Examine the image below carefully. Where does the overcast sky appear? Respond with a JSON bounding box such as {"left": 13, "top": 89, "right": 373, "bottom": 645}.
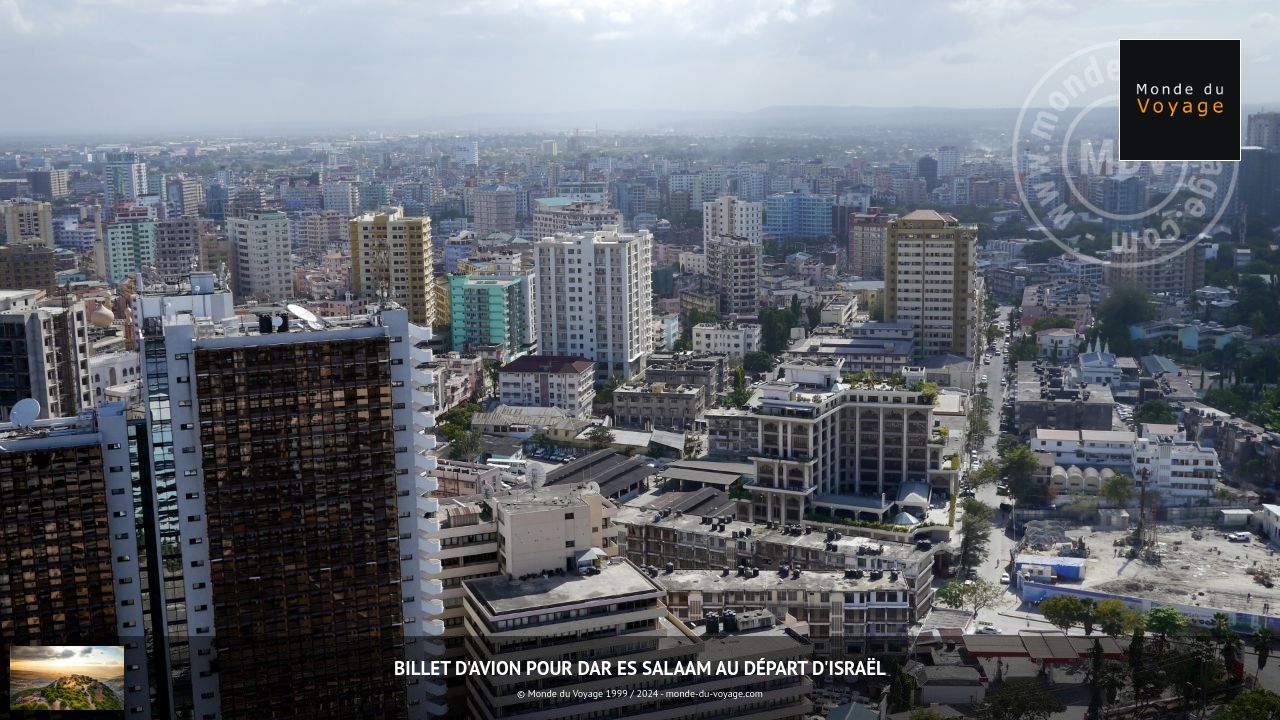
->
{"left": 2, "top": 0, "right": 1278, "bottom": 135}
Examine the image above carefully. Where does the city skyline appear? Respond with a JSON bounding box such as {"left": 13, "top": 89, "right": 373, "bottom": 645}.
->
{"left": 3, "top": 0, "right": 1280, "bottom": 135}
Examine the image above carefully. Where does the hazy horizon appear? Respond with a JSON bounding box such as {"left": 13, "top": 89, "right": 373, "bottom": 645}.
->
{"left": 2, "top": 0, "right": 1279, "bottom": 136}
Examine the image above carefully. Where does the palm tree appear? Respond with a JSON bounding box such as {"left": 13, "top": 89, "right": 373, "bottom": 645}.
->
{"left": 1254, "top": 627, "right": 1275, "bottom": 680}
{"left": 1222, "top": 630, "right": 1244, "bottom": 683}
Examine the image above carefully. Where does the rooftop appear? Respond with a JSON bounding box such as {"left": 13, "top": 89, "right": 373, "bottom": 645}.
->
{"left": 465, "top": 559, "right": 664, "bottom": 616}
{"left": 657, "top": 568, "right": 907, "bottom": 594}
{"left": 499, "top": 355, "right": 593, "bottom": 375}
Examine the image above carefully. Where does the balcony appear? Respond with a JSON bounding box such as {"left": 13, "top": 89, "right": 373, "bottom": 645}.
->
{"left": 422, "top": 641, "right": 446, "bottom": 657}
{"left": 418, "top": 495, "right": 439, "bottom": 514}
{"left": 422, "top": 538, "right": 442, "bottom": 554}
{"left": 412, "top": 389, "right": 436, "bottom": 408}
{"left": 424, "top": 619, "right": 446, "bottom": 636}
{"left": 415, "top": 431, "right": 437, "bottom": 451}
{"left": 424, "top": 598, "right": 445, "bottom": 616}
{"left": 418, "top": 456, "right": 438, "bottom": 472}
{"left": 421, "top": 679, "right": 447, "bottom": 696}
{"left": 416, "top": 412, "right": 435, "bottom": 429}
{"left": 422, "top": 558, "right": 443, "bottom": 575}
{"left": 408, "top": 324, "right": 432, "bottom": 344}
{"left": 411, "top": 346, "right": 434, "bottom": 364}
{"left": 420, "top": 475, "right": 439, "bottom": 492}
{"left": 421, "top": 517, "right": 441, "bottom": 534}
{"left": 412, "top": 366, "right": 436, "bottom": 386}
{"left": 424, "top": 699, "right": 448, "bottom": 716}
{"left": 420, "top": 577, "right": 443, "bottom": 595}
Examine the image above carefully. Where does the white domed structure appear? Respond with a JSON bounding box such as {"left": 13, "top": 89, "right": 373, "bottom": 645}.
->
{"left": 90, "top": 305, "right": 115, "bottom": 327}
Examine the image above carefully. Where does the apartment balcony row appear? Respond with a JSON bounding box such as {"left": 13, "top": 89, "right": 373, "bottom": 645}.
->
{"left": 415, "top": 430, "right": 438, "bottom": 452}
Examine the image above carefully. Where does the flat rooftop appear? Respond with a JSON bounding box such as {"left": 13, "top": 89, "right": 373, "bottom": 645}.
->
{"left": 613, "top": 501, "right": 933, "bottom": 563}
{"left": 1049, "top": 526, "right": 1280, "bottom": 616}
{"left": 658, "top": 569, "right": 907, "bottom": 594}
{"left": 466, "top": 559, "right": 663, "bottom": 616}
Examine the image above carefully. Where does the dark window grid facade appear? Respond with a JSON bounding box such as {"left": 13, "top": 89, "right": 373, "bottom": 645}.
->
{"left": 192, "top": 338, "right": 408, "bottom": 719}
{"left": 0, "top": 443, "right": 118, "bottom": 645}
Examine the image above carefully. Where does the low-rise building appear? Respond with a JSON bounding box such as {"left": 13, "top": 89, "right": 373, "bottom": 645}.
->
{"left": 645, "top": 351, "right": 729, "bottom": 398}
{"left": 1133, "top": 422, "right": 1221, "bottom": 499}
{"left": 1035, "top": 327, "right": 1081, "bottom": 360}
{"left": 691, "top": 322, "right": 761, "bottom": 359}
{"left": 498, "top": 355, "right": 595, "bottom": 418}
{"left": 614, "top": 383, "right": 706, "bottom": 431}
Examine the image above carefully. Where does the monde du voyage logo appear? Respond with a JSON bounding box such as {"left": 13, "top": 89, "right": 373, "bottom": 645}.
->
{"left": 1120, "top": 39, "right": 1241, "bottom": 161}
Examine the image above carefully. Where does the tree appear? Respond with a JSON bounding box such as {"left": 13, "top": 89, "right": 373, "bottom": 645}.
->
{"left": 958, "top": 499, "right": 994, "bottom": 570}
{"left": 1095, "top": 282, "right": 1155, "bottom": 354}
{"left": 1086, "top": 639, "right": 1104, "bottom": 720}
{"left": 968, "top": 459, "right": 1001, "bottom": 488}
{"left": 1217, "top": 688, "right": 1280, "bottom": 720}
{"left": 596, "top": 375, "right": 622, "bottom": 404}
{"left": 1040, "top": 595, "right": 1086, "bottom": 633}
{"left": 448, "top": 430, "right": 482, "bottom": 460}
{"left": 1094, "top": 599, "right": 1142, "bottom": 637}
{"left": 976, "top": 678, "right": 1066, "bottom": 720}
{"left": 1133, "top": 399, "right": 1177, "bottom": 426}
{"left": 1002, "top": 445, "right": 1043, "bottom": 505}
{"left": 586, "top": 425, "right": 615, "bottom": 450}
{"left": 909, "top": 711, "right": 947, "bottom": 720}
{"left": 1128, "top": 621, "right": 1147, "bottom": 706}
{"left": 1146, "top": 606, "right": 1189, "bottom": 647}
{"left": 936, "top": 579, "right": 1004, "bottom": 616}
{"left": 729, "top": 366, "right": 751, "bottom": 408}
{"left": 1030, "top": 316, "right": 1075, "bottom": 332}
{"left": 743, "top": 351, "right": 774, "bottom": 374}
{"left": 1100, "top": 473, "right": 1135, "bottom": 508}
{"left": 1255, "top": 627, "right": 1274, "bottom": 678}
{"left": 996, "top": 433, "right": 1023, "bottom": 457}
{"left": 868, "top": 295, "right": 885, "bottom": 322}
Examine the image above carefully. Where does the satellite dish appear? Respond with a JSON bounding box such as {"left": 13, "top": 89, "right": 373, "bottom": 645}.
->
{"left": 286, "top": 303, "right": 327, "bottom": 330}
{"left": 9, "top": 398, "right": 40, "bottom": 429}
{"left": 583, "top": 481, "right": 600, "bottom": 496}
{"left": 271, "top": 314, "right": 285, "bottom": 329}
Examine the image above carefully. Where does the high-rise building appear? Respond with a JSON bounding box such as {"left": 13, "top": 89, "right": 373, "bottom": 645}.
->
{"left": 535, "top": 228, "right": 653, "bottom": 382}
{"left": 0, "top": 294, "right": 91, "bottom": 419}
{"left": 227, "top": 209, "right": 292, "bottom": 302}
{"left": 350, "top": 207, "right": 436, "bottom": 326}
{"left": 705, "top": 235, "right": 762, "bottom": 318}
{"left": 531, "top": 198, "right": 623, "bottom": 238}
{"left": 471, "top": 184, "right": 518, "bottom": 236}
{"left": 298, "top": 209, "right": 347, "bottom": 256}
{"left": 764, "top": 192, "right": 835, "bottom": 239}
{"left": 323, "top": 180, "right": 360, "bottom": 217}
{"left": 164, "top": 175, "right": 205, "bottom": 218}
{"left": 453, "top": 140, "right": 479, "bottom": 167}
{"left": 103, "top": 152, "right": 148, "bottom": 219}
{"left": 104, "top": 220, "right": 157, "bottom": 285}
{"left": 0, "top": 402, "right": 151, "bottom": 717}
{"left": 1103, "top": 237, "right": 1205, "bottom": 298}
{"left": 1247, "top": 111, "right": 1280, "bottom": 150}
{"left": 885, "top": 209, "right": 980, "bottom": 358}
{"left": 702, "top": 195, "right": 763, "bottom": 247}
{"left": 1090, "top": 174, "right": 1145, "bottom": 232}
{"left": 130, "top": 279, "right": 443, "bottom": 718}
{"left": 1239, "top": 146, "right": 1280, "bottom": 221}
{"left": 937, "top": 146, "right": 960, "bottom": 178}
{"left": 447, "top": 273, "right": 535, "bottom": 361}
{"left": 848, "top": 207, "right": 895, "bottom": 280}
{"left": 1, "top": 198, "right": 53, "bottom": 246}
{"left": 26, "top": 168, "right": 69, "bottom": 199}
{"left": 0, "top": 243, "right": 57, "bottom": 292}
{"left": 916, "top": 155, "right": 939, "bottom": 191}
{"left": 153, "top": 217, "right": 200, "bottom": 283}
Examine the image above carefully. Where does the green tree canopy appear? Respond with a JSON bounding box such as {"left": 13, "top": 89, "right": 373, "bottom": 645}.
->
{"left": 977, "top": 678, "right": 1066, "bottom": 720}
{"left": 1100, "top": 473, "right": 1135, "bottom": 508}
{"left": 1133, "top": 399, "right": 1177, "bottom": 426}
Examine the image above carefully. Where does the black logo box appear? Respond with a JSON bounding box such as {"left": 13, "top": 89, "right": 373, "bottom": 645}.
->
{"left": 1119, "top": 39, "right": 1241, "bottom": 162}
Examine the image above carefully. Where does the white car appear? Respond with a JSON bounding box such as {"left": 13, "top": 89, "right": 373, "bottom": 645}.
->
{"left": 1000, "top": 572, "right": 1011, "bottom": 584}
{"left": 981, "top": 375, "right": 989, "bottom": 383}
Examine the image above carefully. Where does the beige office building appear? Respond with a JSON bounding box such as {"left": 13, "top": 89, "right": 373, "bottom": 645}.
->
{"left": 2, "top": 199, "right": 53, "bottom": 247}
{"left": 350, "top": 206, "right": 436, "bottom": 326}
{"left": 884, "top": 209, "right": 980, "bottom": 358}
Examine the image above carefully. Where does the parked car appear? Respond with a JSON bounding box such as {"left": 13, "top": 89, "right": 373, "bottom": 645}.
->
{"left": 1000, "top": 572, "right": 1011, "bottom": 584}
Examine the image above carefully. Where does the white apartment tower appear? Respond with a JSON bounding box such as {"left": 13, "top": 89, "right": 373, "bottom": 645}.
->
{"left": 535, "top": 227, "right": 653, "bottom": 382}
{"left": 227, "top": 209, "right": 292, "bottom": 302}
{"left": 702, "top": 195, "right": 763, "bottom": 247}
{"left": 323, "top": 181, "right": 360, "bottom": 217}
